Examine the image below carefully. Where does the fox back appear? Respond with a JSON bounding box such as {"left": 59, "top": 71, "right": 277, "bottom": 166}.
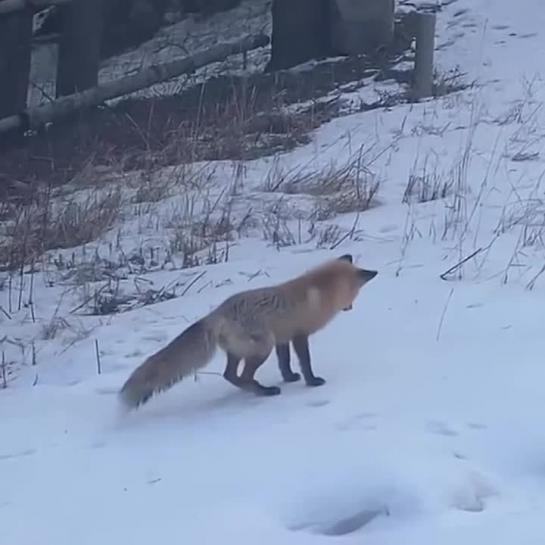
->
{"left": 209, "top": 255, "right": 377, "bottom": 348}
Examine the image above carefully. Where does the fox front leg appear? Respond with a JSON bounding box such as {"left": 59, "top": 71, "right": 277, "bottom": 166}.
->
{"left": 292, "top": 335, "right": 326, "bottom": 387}
{"left": 275, "top": 343, "right": 301, "bottom": 383}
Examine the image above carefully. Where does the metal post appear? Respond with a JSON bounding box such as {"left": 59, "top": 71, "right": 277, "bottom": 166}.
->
{"left": 412, "top": 11, "right": 436, "bottom": 100}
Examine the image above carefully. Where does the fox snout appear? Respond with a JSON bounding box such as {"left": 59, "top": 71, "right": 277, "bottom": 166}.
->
{"left": 359, "top": 268, "right": 378, "bottom": 282}
{"left": 343, "top": 268, "right": 378, "bottom": 311}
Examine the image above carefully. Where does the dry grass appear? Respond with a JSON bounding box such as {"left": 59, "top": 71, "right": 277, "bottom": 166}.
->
{"left": 0, "top": 187, "right": 122, "bottom": 271}
{"left": 166, "top": 191, "right": 236, "bottom": 269}
{"left": 403, "top": 172, "right": 452, "bottom": 204}
{"left": 433, "top": 66, "right": 471, "bottom": 98}
{"left": 131, "top": 171, "right": 172, "bottom": 204}
{"left": 41, "top": 316, "right": 71, "bottom": 340}
{"left": 266, "top": 150, "right": 381, "bottom": 220}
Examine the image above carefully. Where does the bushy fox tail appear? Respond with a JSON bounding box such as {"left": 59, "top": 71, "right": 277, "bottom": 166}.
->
{"left": 118, "top": 318, "right": 218, "bottom": 410}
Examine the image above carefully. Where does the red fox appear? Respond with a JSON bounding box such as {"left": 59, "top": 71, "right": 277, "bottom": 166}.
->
{"left": 119, "top": 254, "right": 377, "bottom": 409}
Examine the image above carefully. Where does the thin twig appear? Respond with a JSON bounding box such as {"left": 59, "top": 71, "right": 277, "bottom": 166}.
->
{"left": 436, "top": 288, "right": 455, "bottom": 342}
{"left": 94, "top": 339, "right": 102, "bottom": 375}
{"left": 526, "top": 263, "right": 545, "bottom": 291}
{"left": 29, "top": 262, "right": 36, "bottom": 323}
{"left": 17, "top": 266, "right": 24, "bottom": 312}
{"left": 70, "top": 283, "right": 109, "bottom": 314}
{"left": 1, "top": 352, "right": 6, "bottom": 389}
{"left": 8, "top": 274, "right": 13, "bottom": 314}
{"left": 439, "top": 247, "right": 483, "bottom": 281}
{"left": 180, "top": 270, "right": 206, "bottom": 297}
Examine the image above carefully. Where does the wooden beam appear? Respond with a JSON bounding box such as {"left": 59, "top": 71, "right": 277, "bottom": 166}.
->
{"left": 55, "top": 0, "right": 104, "bottom": 97}
{"left": 0, "top": 33, "right": 270, "bottom": 136}
{"left": 0, "top": 6, "right": 33, "bottom": 117}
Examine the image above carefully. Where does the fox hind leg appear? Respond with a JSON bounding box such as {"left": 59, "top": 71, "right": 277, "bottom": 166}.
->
{"left": 292, "top": 335, "right": 326, "bottom": 387}
{"left": 223, "top": 350, "right": 280, "bottom": 396}
{"left": 240, "top": 353, "right": 281, "bottom": 396}
{"left": 275, "top": 343, "right": 301, "bottom": 383}
{"left": 223, "top": 352, "right": 241, "bottom": 387}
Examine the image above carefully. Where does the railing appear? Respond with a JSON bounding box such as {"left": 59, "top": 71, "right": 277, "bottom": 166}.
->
{"left": 0, "top": 0, "right": 101, "bottom": 124}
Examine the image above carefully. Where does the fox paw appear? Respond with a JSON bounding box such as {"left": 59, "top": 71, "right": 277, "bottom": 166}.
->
{"left": 258, "top": 385, "right": 282, "bottom": 396}
{"left": 283, "top": 372, "right": 301, "bottom": 383}
{"left": 306, "top": 376, "right": 326, "bottom": 387}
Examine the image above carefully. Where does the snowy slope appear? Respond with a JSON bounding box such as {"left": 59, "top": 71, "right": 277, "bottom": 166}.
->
{"left": 4, "top": 0, "right": 545, "bottom": 543}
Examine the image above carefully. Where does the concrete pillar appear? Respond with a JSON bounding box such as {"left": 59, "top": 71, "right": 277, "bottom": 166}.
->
{"left": 331, "top": 0, "right": 395, "bottom": 55}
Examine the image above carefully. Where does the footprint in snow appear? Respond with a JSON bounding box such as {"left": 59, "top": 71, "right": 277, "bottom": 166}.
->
{"left": 337, "top": 412, "right": 378, "bottom": 432}
{"left": 450, "top": 471, "right": 498, "bottom": 513}
{"left": 95, "top": 386, "right": 119, "bottom": 395}
{"left": 125, "top": 349, "right": 144, "bottom": 358}
{"left": 0, "top": 448, "right": 36, "bottom": 461}
{"left": 355, "top": 411, "right": 378, "bottom": 419}
{"left": 453, "top": 451, "right": 468, "bottom": 460}
{"left": 306, "top": 399, "right": 330, "bottom": 408}
{"left": 142, "top": 333, "right": 168, "bottom": 343}
{"left": 426, "top": 420, "right": 459, "bottom": 437}
{"left": 466, "top": 421, "right": 487, "bottom": 430}
{"left": 290, "top": 507, "right": 388, "bottom": 536}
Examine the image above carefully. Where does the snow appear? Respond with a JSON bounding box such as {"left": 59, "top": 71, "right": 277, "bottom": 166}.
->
{"left": 4, "top": 0, "right": 545, "bottom": 543}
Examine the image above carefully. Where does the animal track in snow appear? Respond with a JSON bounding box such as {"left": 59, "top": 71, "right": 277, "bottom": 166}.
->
{"left": 0, "top": 448, "right": 36, "bottom": 461}
{"left": 466, "top": 421, "right": 487, "bottom": 430}
{"left": 142, "top": 332, "right": 168, "bottom": 343}
{"left": 449, "top": 471, "right": 499, "bottom": 513}
{"left": 306, "top": 399, "right": 330, "bottom": 408}
{"left": 426, "top": 420, "right": 459, "bottom": 437}
{"left": 337, "top": 412, "right": 378, "bottom": 432}
{"left": 283, "top": 482, "right": 412, "bottom": 538}
{"left": 125, "top": 349, "right": 144, "bottom": 358}
{"left": 289, "top": 506, "right": 388, "bottom": 536}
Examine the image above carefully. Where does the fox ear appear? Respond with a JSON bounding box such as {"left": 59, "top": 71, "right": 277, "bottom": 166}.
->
{"left": 338, "top": 254, "right": 353, "bottom": 263}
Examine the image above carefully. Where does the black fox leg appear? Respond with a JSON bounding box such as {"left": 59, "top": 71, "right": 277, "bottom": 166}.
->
{"left": 275, "top": 343, "right": 301, "bottom": 383}
{"left": 223, "top": 352, "right": 241, "bottom": 387}
{"left": 292, "top": 335, "right": 326, "bottom": 387}
{"left": 240, "top": 354, "right": 281, "bottom": 396}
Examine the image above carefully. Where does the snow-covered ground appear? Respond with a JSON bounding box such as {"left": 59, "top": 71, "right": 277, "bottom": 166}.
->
{"left": 4, "top": 0, "right": 545, "bottom": 543}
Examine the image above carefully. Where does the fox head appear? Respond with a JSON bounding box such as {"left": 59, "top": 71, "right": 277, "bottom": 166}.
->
{"left": 336, "top": 254, "right": 377, "bottom": 311}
